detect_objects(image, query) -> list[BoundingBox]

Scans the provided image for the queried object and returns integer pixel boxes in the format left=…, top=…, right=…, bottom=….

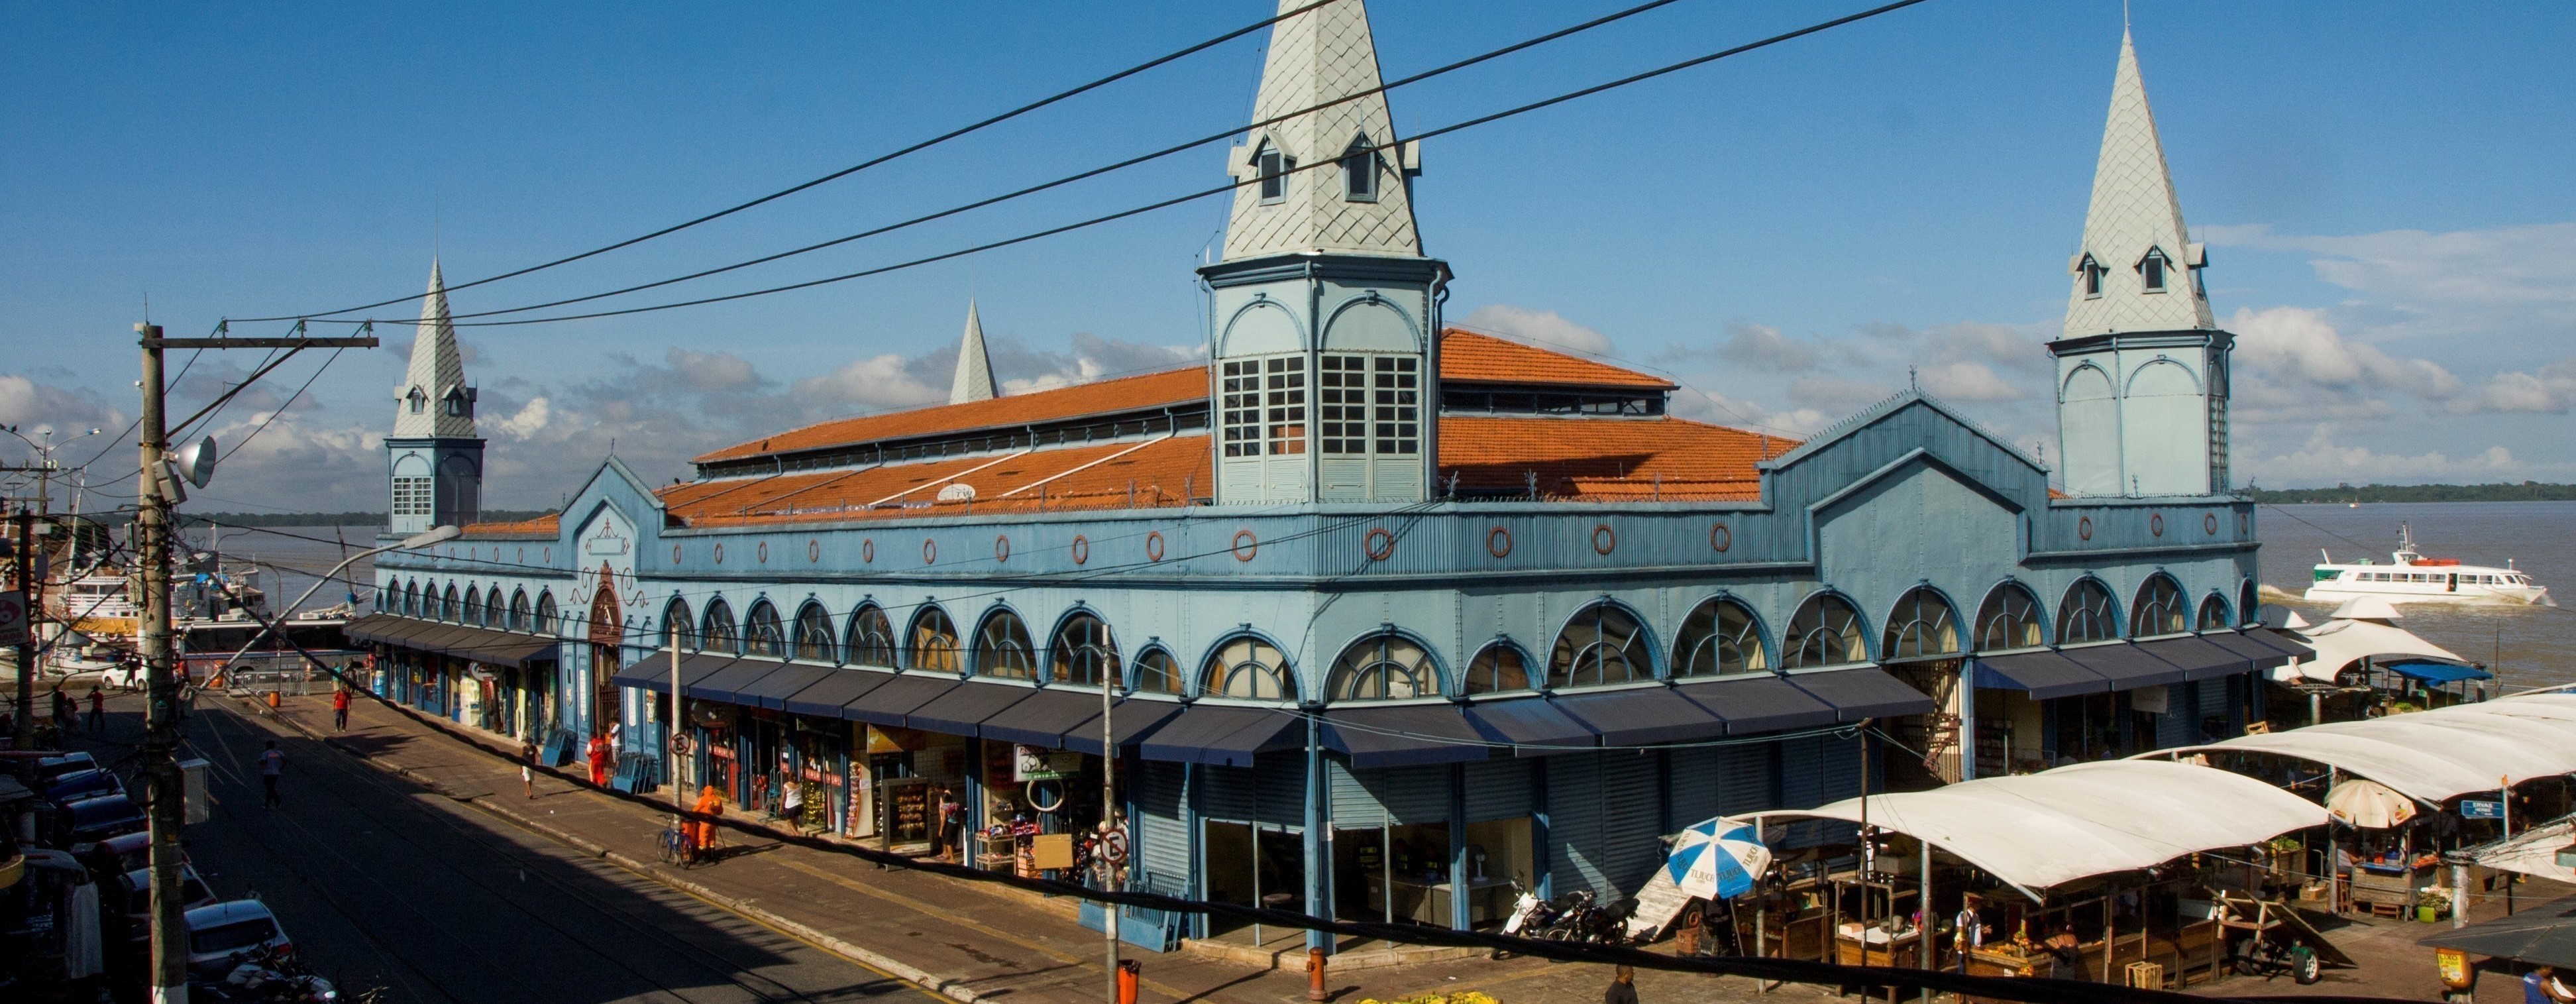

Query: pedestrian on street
left=259, top=740, right=285, bottom=808
left=333, top=685, right=351, bottom=732
left=585, top=732, right=611, bottom=787
left=936, top=789, right=963, bottom=863
left=53, top=686, right=76, bottom=734
left=2042, top=924, right=2086, bottom=981
left=521, top=739, right=539, bottom=799
left=86, top=685, right=107, bottom=733
left=778, top=777, right=804, bottom=834
left=1605, top=964, right=1638, bottom=1004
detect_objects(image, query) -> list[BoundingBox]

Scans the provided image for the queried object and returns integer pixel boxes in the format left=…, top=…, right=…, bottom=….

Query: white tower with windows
left=2049, top=30, right=2233, bottom=498
left=1201, top=0, right=1446, bottom=505
left=387, top=259, right=484, bottom=533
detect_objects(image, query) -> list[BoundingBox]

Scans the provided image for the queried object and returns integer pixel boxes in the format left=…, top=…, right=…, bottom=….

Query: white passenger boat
left=2305, top=524, right=2553, bottom=606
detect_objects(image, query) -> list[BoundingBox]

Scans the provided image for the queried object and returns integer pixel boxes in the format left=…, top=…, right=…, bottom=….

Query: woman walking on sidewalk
left=521, top=739, right=539, bottom=799
left=586, top=732, right=612, bottom=787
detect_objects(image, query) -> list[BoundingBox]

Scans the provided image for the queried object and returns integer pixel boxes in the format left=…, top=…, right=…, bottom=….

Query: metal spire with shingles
left=1220, top=0, right=1421, bottom=263
left=2062, top=29, right=2214, bottom=339
left=394, top=258, right=474, bottom=437
left=949, top=299, right=996, bottom=404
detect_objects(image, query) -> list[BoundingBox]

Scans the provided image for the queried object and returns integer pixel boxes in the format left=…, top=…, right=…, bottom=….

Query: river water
left=195, top=505, right=2575, bottom=689
left=2254, top=501, right=2575, bottom=691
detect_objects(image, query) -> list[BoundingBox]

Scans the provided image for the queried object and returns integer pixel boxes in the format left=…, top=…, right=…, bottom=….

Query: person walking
left=86, top=685, right=107, bottom=734
left=521, top=739, right=539, bottom=799
left=585, top=732, right=612, bottom=787
left=52, top=687, right=76, bottom=734
left=332, top=685, right=351, bottom=731
left=778, top=777, right=804, bottom=834
left=259, top=740, right=285, bottom=808
left=1605, top=965, right=1638, bottom=1004
left=688, top=785, right=726, bottom=862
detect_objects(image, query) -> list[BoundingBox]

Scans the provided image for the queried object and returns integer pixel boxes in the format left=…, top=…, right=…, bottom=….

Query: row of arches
left=384, top=578, right=559, bottom=634
left=626, top=572, right=2252, bottom=703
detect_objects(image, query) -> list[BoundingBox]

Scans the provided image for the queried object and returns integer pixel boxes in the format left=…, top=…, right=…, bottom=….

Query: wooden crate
left=2125, top=962, right=2165, bottom=989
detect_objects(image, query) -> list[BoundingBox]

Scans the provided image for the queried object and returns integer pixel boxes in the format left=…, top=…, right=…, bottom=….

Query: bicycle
left=660, top=816, right=688, bottom=865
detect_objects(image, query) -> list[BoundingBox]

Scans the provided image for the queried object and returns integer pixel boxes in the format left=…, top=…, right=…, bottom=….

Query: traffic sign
left=2459, top=799, right=2505, bottom=820
left=0, top=589, right=25, bottom=646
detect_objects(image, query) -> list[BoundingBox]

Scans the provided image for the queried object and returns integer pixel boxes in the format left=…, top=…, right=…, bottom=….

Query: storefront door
left=586, top=577, right=621, bottom=738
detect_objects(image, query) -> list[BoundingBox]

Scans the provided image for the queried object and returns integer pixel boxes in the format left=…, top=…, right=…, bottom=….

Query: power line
left=415, top=0, right=1701, bottom=324
left=230, top=1, right=1344, bottom=323
left=409, top=0, right=1935, bottom=329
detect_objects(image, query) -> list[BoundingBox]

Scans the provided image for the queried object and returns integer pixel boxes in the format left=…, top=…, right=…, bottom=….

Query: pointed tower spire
left=949, top=300, right=996, bottom=404
left=394, top=258, right=475, bottom=437
left=2062, top=29, right=2214, bottom=338
left=1220, top=0, right=1422, bottom=262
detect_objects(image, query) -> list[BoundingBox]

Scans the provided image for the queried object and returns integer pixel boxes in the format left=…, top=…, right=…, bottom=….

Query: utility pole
left=136, top=321, right=377, bottom=1004
left=1101, top=659, right=1118, bottom=1003
left=11, top=506, right=33, bottom=772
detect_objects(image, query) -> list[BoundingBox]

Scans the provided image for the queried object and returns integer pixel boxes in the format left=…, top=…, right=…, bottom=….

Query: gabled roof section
left=1441, top=416, right=1790, bottom=502
left=1760, top=388, right=2047, bottom=474
left=1438, top=329, right=1674, bottom=390
left=693, top=367, right=1207, bottom=464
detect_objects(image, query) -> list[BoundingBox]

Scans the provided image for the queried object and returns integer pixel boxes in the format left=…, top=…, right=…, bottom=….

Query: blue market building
left=346, top=3, right=2295, bottom=948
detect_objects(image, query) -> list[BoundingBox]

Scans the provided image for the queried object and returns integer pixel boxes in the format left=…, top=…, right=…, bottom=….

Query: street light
left=213, top=524, right=461, bottom=673
left=0, top=424, right=104, bottom=513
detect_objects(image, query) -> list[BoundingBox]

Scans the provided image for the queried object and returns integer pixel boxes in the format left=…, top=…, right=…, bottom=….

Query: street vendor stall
left=1750, top=759, right=2330, bottom=990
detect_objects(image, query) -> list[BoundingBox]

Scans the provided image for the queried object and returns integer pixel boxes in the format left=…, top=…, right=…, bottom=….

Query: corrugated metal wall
left=1543, top=751, right=1666, bottom=899
left=1463, top=758, right=1536, bottom=821
left=1134, top=760, right=1189, bottom=886
left=1669, top=748, right=1721, bottom=828
left=1597, top=752, right=1662, bottom=895
left=1546, top=754, right=1609, bottom=896
left=1328, top=761, right=1450, bottom=828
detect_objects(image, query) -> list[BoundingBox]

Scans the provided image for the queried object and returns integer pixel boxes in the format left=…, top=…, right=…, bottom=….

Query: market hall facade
left=345, top=2, right=2295, bottom=949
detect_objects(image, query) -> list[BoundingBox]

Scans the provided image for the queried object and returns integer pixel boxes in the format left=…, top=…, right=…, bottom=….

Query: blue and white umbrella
left=1663, top=816, right=1772, bottom=901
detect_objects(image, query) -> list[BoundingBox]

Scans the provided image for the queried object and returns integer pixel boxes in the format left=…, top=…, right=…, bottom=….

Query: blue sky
left=5, top=1, right=2571, bottom=511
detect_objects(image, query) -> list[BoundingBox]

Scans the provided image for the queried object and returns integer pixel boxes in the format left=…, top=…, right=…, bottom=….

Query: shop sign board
left=1014, top=744, right=1083, bottom=781
left=2458, top=799, right=2504, bottom=820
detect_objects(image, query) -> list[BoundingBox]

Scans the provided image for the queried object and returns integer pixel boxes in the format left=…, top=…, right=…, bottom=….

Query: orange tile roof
left=460, top=514, right=561, bottom=538
left=1438, top=416, right=1795, bottom=502
left=664, top=437, right=1210, bottom=527
left=1436, top=328, right=1675, bottom=390
left=694, top=367, right=1208, bottom=464
left=698, top=329, right=1676, bottom=466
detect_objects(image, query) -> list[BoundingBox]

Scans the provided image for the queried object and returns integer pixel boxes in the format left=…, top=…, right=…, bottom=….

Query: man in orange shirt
left=332, top=686, right=352, bottom=731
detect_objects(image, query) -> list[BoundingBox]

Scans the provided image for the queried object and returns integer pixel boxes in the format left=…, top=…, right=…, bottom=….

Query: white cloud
left=1915, top=361, right=2020, bottom=402
left=2241, top=424, right=2520, bottom=486
left=2224, top=306, right=2463, bottom=423
left=1458, top=304, right=1615, bottom=356
left=1716, top=322, right=1819, bottom=372
left=494, top=396, right=551, bottom=439
left=2204, top=221, right=2576, bottom=343
left=790, top=354, right=945, bottom=412
left=2468, top=359, right=2576, bottom=414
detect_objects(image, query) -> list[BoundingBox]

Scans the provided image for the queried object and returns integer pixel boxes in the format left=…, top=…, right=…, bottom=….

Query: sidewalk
left=242, top=691, right=1617, bottom=1004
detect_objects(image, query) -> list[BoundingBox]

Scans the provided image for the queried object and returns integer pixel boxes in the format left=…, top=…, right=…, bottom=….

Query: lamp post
left=212, top=524, right=460, bottom=673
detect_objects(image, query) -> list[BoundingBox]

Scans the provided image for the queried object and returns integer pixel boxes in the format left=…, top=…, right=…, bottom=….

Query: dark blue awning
left=978, top=687, right=1106, bottom=748
left=839, top=674, right=959, bottom=726
left=1136, top=705, right=1303, bottom=767
left=689, top=659, right=795, bottom=706
left=780, top=668, right=894, bottom=718
left=1462, top=697, right=1595, bottom=754
left=1321, top=704, right=1490, bottom=768
left=1550, top=685, right=1727, bottom=747
left=905, top=681, right=1035, bottom=737
left=614, top=652, right=738, bottom=693
left=2387, top=661, right=2493, bottom=683
left=1972, top=650, right=2108, bottom=700
left=739, top=660, right=834, bottom=710
left=1062, top=698, right=1187, bottom=757
left=2134, top=635, right=2249, bottom=681
left=1789, top=667, right=1934, bottom=721
left=2057, top=643, right=2188, bottom=690
left=1676, top=675, right=1839, bottom=734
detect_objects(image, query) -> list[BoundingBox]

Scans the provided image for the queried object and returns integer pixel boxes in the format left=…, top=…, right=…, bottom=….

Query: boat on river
left=2304, top=524, right=2553, bottom=606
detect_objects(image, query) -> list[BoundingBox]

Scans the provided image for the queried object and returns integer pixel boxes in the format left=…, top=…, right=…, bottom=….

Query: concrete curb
left=244, top=698, right=994, bottom=1004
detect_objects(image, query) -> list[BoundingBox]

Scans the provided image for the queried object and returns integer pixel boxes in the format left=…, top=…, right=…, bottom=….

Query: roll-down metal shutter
left=1597, top=752, right=1662, bottom=897
left=1546, top=753, right=1608, bottom=896
left=1668, top=747, right=1721, bottom=827
left=1133, top=760, right=1189, bottom=885
left=1463, top=758, right=1534, bottom=822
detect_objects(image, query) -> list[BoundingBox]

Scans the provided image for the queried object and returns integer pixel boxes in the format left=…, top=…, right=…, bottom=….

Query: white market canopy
left=2149, top=692, right=2576, bottom=805
left=2277, top=616, right=2467, bottom=683
left=1751, top=760, right=2325, bottom=901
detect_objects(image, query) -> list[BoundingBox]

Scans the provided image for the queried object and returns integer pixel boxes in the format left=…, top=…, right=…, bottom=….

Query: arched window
left=2057, top=579, right=2118, bottom=645
left=1881, top=588, right=1960, bottom=663
left=484, top=586, right=505, bottom=626
left=1327, top=634, right=1436, bottom=701
left=403, top=581, right=420, bottom=616
left=663, top=598, right=694, bottom=649
left=1049, top=612, right=1118, bottom=687
left=702, top=597, right=739, bottom=654
left=1549, top=602, right=1651, bottom=689
left=1783, top=592, right=1867, bottom=669
left=743, top=601, right=785, bottom=657
left=441, top=584, right=460, bottom=622
left=1132, top=647, right=1183, bottom=695
left=973, top=608, right=1036, bottom=679
left=1201, top=636, right=1293, bottom=700
left=2196, top=594, right=2231, bottom=632
left=1974, top=583, right=2043, bottom=651
left=1673, top=597, right=1768, bottom=677
left=461, top=588, right=484, bottom=626
left=1464, top=641, right=1532, bottom=695
left=509, top=590, right=531, bottom=632
left=794, top=602, right=835, bottom=662
left=2131, top=575, right=2186, bottom=637
left=2237, top=581, right=2259, bottom=628
left=908, top=606, right=960, bottom=673
left=535, top=591, right=557, bottom=634
left=847, top=604, right=896, bottom=667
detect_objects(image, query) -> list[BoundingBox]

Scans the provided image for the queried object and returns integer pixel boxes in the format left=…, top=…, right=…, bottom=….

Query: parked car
left=35, top=751, right=98, bottom=785
left=183, top=900, right=293, bottom=977
left=78, top=829, right=184, bottom=879
left=45, top=767, right=123, bottom=805
left=56, top=792, right=148, bottom=844
left=112, top=864, right=219, bottom=942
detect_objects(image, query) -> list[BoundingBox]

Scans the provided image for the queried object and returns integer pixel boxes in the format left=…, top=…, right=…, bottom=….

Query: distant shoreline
left=2248, top=482, right=2571, bottom=504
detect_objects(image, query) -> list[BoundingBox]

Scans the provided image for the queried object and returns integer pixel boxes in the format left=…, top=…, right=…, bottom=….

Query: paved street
left=65, top=693, right=928, bottom=1004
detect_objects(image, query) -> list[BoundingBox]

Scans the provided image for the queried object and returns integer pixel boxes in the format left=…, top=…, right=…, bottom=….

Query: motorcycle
left=195, top=944, right=340, bottom=1002
left=1532, top=889, right=1596, bottom=952
left=1580, top=895, right=1640, bottom=945
left=1492, top=881, right=1558, bottom=958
